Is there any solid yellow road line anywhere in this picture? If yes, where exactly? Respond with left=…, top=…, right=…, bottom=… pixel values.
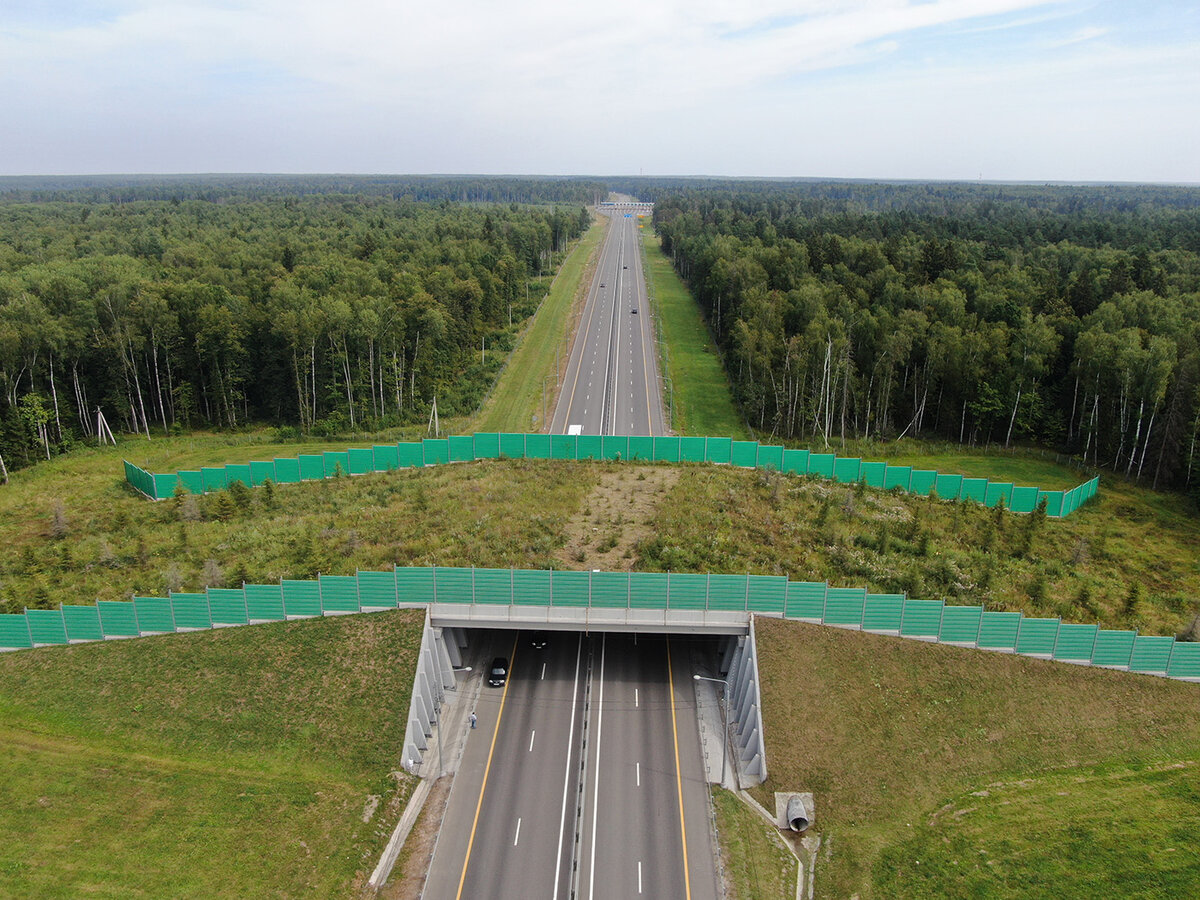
left=666, top=637, right=693, bottom=900
left=455, top=635, right=519, bottom=900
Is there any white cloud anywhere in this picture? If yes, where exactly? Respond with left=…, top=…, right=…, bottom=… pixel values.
left=0, top=0, right=1196, bottom=180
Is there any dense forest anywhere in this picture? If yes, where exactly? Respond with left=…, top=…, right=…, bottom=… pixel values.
left=652, top=183, right=1200, bottom=491
left=0, top=179, right=590, bottom=470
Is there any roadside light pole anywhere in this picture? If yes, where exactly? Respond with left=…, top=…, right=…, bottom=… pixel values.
left=694, top=674, right=731, bottom=788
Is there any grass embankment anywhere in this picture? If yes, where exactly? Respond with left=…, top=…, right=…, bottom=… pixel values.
left=641, top=230, right=747, bottom=439
left=0, top=610, right=425, bottom=898
left=753, top=616, right=1200, bottom=899
left=712, top=787, right=799, bottom=899
left=472, top=216, right=608, bottom=434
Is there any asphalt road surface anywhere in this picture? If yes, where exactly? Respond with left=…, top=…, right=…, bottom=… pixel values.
left=549, top=211, right=667, bottom=436
left=423, top=631, right=719, bottom=900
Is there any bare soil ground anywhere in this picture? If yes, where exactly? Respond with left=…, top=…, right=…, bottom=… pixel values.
left=555, top=465, right=680, bottom=570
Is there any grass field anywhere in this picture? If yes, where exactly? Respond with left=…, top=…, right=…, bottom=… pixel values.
left=0, top=609, right=425, bottom=898
left=712, top=787, right=799, bottom=899
left=641, top=230, right=747, bottom=439
left=753, top=616, right=1200, bottom=899
left=472, top=216, right=607, bottom=434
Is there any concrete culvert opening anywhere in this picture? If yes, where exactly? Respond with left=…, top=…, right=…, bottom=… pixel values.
left=786, top=795, right=810, bottom=833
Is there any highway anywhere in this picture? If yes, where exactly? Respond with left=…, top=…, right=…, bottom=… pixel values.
left=421, top=205, right=720, bottom=899
left=549, top=209, right=667, bottom=436
left=423, top=630, right=719, bottom=900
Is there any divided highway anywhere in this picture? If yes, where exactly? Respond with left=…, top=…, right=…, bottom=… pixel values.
left=549, top=210, right=667, bottom=436
left=422, top=206, right=720, bottom=899
left=424, top=631, right=719, bottom=900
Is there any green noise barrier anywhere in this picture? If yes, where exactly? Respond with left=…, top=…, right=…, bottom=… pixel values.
left=2, top=567, right=1196, bottom=683
left=123, top=433, right=1099, bottom=517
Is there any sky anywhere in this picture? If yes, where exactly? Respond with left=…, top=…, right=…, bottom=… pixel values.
left=1, top=0, right=1197, bottom=181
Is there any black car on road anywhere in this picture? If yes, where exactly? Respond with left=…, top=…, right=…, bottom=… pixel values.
left=488, top=657, right=509, bottom=687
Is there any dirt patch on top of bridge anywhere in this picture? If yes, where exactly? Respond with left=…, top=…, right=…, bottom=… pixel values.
left=556, top=464, right=680, bottom=571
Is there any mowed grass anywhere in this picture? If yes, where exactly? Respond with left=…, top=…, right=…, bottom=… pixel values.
left=753, top=616, right=1200, bottom=899
left=641, top=230, right=747, bottom=439
left=712, top=787, right=799, bottom=900
left=0, top=609, right=425, bottom=898
left=473, top=216, right=608, bottom=434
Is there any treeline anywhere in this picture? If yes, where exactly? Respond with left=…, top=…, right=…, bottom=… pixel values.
left=653, top=185, right=1200, bottom=491
left=0, top=190, right=590, bottom=469
left=0, top=174, right=607, bottom=206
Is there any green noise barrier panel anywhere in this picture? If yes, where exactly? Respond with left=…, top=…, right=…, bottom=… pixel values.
left=475, top=433, right=500, bottom=459
left=97, top=601, right=139, bottom=637
left=245, top=584, right=285, bottom=621
left=578, top=435, right=603, bottom=460
left=168, top=594, right=211, bottom=629
left=226, top=464, right=252, bottom=488
left=1168, top=643, right=1200, bottom=679
left=249, top=460, right=276, bottom=486
left=1015, top=618, right=1060, bottom=656
left=900, top=599, right=943, bottom=638
left=783, top=449, right=809, bottom=475
left=2, top=566, right=1195, bottom=683
left=0, top=615, right=33, bottom=650
left=358, top=571, right=398, bottom=609
left=318, top=575, right=360, bottom=613
left=126, top=437, right=1099, bottom=526
left=26, top=609, right=68, bottom=646
left=62, top=605, right=103, bottom=641
left=448, top=436, right=475, bottom=463
left=603, top=435, right=630, bottom=460
left=133, top=597, right=176, bottom=633
left=938, top=605, right=983, bottom=644
left=680, top=436, right=706, bottom=463
left=273, top=458, right=301, bottom=484
left=834, top=457, right=862, bottom=483
left=628, top=435, right=654, bottom=460
left=863, top=594, right=903, bottom=632
left=757, top=445, right=783, bottom=471
left=809, top=454, right=836, bottom=478
left=348, top=448, right=374, bottom=475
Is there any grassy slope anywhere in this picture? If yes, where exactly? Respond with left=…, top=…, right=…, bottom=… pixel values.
left=0, top=610, right=424, bottom=898
left=753, top=616, right=1200, bottom=899
left=472, top=216, right=607, bottom=434
left=641, top=230, right=747, bottom=439
left=712, top=787, right=798, bottom=900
